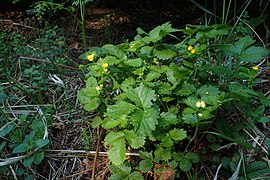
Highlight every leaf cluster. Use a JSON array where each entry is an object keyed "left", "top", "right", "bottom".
[{"left": 78, "top": 22, "right": 269, "bottom": 178}]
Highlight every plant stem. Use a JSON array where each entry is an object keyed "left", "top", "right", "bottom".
[
  {"left": 80, "top": 0, "right": 87, "bottom": 52},
  {"left": 184, "top": 124, "right": 199, "bottom": 152}
]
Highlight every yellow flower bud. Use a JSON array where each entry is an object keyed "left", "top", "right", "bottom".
[
  {"left": 198, "top": 113, "right": 203, "bottom": 117},
  {"left": 87, "top": 54, "right": 95, "bottom": 61},
  {"left": 102, "top": 63, "right": 109, "bottom": 69},
  {"left": 196, "top": 101, "right": 206, "bottom": 108},
  {"left": 190, "top": 49, "right": 196, "bottom": 54},
  {"left": 188, "top": 46, "right": 194, "bottom": 51},
  {"left": 252, "top": 66, "right": 259, "bottom": 71}
]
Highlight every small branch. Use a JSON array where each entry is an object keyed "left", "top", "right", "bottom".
[
  {"left": 45, "top": 149, "right": 140, "bottom": 156},
  {"left": 0, "top": 19, "right": 36, "bottom": 30},
  {"left": 19, "top": 56, "right": 78, "bottom": 71},
  {"left": 184, "top": 124, "right": 199, "bottom": 152},
  {"left": 92, "top": 127, "right": 103, "bottom": 180}
]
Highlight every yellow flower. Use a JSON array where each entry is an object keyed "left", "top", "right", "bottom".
[
  {"left": 188, "top": 45, "right": 194, "bottom": 51},
  {"left": 96, "top": 84, "right": 103, "bottom": 91},
  {"left": 87, "top": 54, "right": 95, "bottom": 61},
  {"left": 196, "top": 101, "right": 206, "bottom": 108},
  {"left": 190, "top": 49, "right": 196, "bottom": 54},
  {"left": 198, "top": 113, "right": 203, "bottom": 117},
  {"left": 102, "top": 63, "right": 109, "bottom": 69},
  {"left": 252, "top": 66, "right": 259, "bottom": 71}
]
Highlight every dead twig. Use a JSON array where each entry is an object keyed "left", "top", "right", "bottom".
[
  {"left": 19, "top": 56, "right": 78, "bottom": 71},
  {"left": 92, "top": 127, "right": 103, "bottom": 180}
]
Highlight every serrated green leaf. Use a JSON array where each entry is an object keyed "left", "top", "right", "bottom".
[
  {"left": 103, "top": 55, "right": 122, "bottom": 65},
  {"left": 85, "top": 97, "right": 100, "bottom": 111},
  {"left": 220, "top": 44, "right": 239, "bottom": 55},
  {"left": 176, "top": 83, "right": 196, "bottom": 96},
  {"left": 160, "top": 136, "right": 174, "bottom": 147},
  {"left": 124, "top": 58, "right": 143, "bottom": 67},
  {"left": 109, "top": 164, "right": 131, "bottom": 177},
  {"left": 35, "top": 139, "right": 49, "bottom": 148},
  {"left": 78, "top": 78, "right": 101, "bottom": 111},
  {"left": 166, "top": 64, "right": 179, "bottom": 85},
  {"left": 197, "top": 85, "right": 220, "bottom": 96},
  {"left": 246, "top": 161, "right": 270, "bottom": 179},
  {"left": 139, "top": 151, "right": 153, "bottom": 160},
  {"left": 185, "top": 153, "right": 199, "bottom": 163},
  {"left": 105, "top": 101, "right": 137, "bottom": 119},
  {"left": 182, "top": 114, "right": 198, "bottom": 125},
  {"left": 239, "top": 46, "right": 269, "bottom": 63},
  {"left": 139, "top": 159, "right": 153, "bottom": 172},
  {"left": 159, "top": 82, "right": 174, "bottom": 95},
  {"left": 169, "top": 128, "right": 187, "bottom": 141},
  {"left": 129, "top": 40, "right": 145, "bottom": 51},
  {"left": 102, "top": 117, "right": 127, "bottom": 129},
  {"left": 121, "top": 77, "right": 135, "bottom": 92},
  {"left": 13, "top": 143, "right": 28, "bottom": 153},
  {"left": 154, "top": 48, "right": 177, "bottom": 60},
  {"left": 124, "top": 130, "right": 145, "bottom": 149},
  {"left": 33, "top": 151, "right": 44, "bottom": 165},
  {"left": 235, "top": 36, "right": 255, "bottom": 52},
  {"left": 172, "top": 152, "right": 185, "bottom": 161},
  {"left": 0, "top": 124, "right": 14, "bottom": 137},
  {"left": 103, "top": 44, "right": 125, "bottom": 59},
  {"left": 179, "top": 158, "right": 192, "bottom": 172},
  {"left": 195, "top": 24, "right": 230, "bottom": 39},
  {"left": 159, "top": 112, "right": 178, "bottom": 126},
  {"left": 77, "top": 86, "right": 101, "bottom": 111},
  {"left": 91, "top": 116, "right": 102, "bottom": 128},
  {"left": 126, "top": 171, "right": 144, "bottom": 180},
  {"left": 86, "top": 77, "right": 98, "bottom": 89},
  {"left": 183, "top": 97, "right": 198, "bottom": 109},
  {"left": 105, "top": 131, "right": 126, "bottom": 165},
  {"left": 154, "top": 146, "right": 172, "bottom": 161},
  {"left": 109, "top": 174, "right": 124, "bottom": 180},
  {"left": 131, "top": 108, "right": 159, "bottom": 136},
  {"left": 127, "top": 83, "right": 156, "bottom": 109},
  {"left": 145, "top": 71, "right": 161, "bottom": 82},
  {"left": 148, "top": 22, "right": 179, "bottom": 43}
]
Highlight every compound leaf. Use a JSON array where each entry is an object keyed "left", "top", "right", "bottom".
[
  {"left": 169, "top": 128, "right": 187, "bottom": 141},
  {"left": 105, "top": 131, "right": 126, "bottom": 165},
  {"left": 124, "top": 58, "right": 143, "bottom": 67},
  {"left": 109, "top": 164, "right": 131, "bottom": 177},
  {"left": 131, "top": 108, "right": 159, "bottom": 136},
  {"left": 105, "top": 101, "right": 137, "bottom": 119},
  {"left": 124, "top": 130, "right": 145, "bottom": 149},
  {"left": 239, "top": 46, "right": 269, "bottom": 63},
  {"left": 127, "top": 83, "right": 156, "bottom": 109}
]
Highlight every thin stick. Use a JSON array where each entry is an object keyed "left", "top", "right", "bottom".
[
  {"left": 92, "top": 127, "right": 103, "bottom": 180},
  {"left": 19, "top": 56, "right": 78, "bottom": 70},
  {"left": 45, "top": 149, "right": 140, "bottom": 156}
]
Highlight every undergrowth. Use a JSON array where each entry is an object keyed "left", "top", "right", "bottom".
[
  {"left": 0, "top": 0, "right": 270, "bottom": 179},
  {"left": 0, "top": 25, "right": 79, "bottom": 179},
  {"left": 78, "top": 21, "right": 269, "bottom": 179}
]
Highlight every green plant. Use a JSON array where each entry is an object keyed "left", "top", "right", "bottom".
[
  {"left": 26, "top": 0, "right": 94, "bottom": 52},
  {"left": 78, "top": 22, "right": 269, "bottom": 178},
  {"left": 0, "top": 27, "right": 74, "bottom": 178}
]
